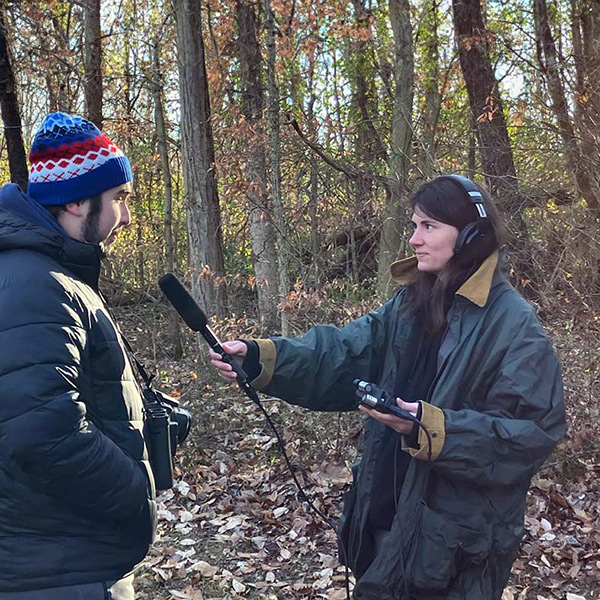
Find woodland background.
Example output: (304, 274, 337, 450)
(0, 0, 598, 598)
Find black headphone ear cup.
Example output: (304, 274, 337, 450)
(454, 223, 480, 254)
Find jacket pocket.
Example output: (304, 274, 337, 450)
(405, 502, 490, 592)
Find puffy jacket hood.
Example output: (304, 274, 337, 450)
(0, 183, 103, 289)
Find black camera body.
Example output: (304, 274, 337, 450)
(143, 387, 192, 491)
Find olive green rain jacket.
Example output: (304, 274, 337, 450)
(250, 252, 565, 600)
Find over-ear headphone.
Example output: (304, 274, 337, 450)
(436, 174, 491, 254)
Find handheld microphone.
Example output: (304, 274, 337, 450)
(158, 273, 248, 384)
(159, 276, 350, 598)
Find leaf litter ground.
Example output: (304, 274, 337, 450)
(115, 302, 599, 600)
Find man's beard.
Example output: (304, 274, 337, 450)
(82, 195, 103, 246)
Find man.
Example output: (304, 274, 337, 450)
(0, 113, 156, 599)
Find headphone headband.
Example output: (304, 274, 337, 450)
(438, 174, 488, 218)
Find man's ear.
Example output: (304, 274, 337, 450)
(61, 200, 87, 217)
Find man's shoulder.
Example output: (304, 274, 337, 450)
(0, 249, 91, 306)
(1, 247, 50, 275)
(0, 252, 101, 340)
(0, 247, 62, 281)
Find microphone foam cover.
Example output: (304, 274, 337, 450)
(158, 273, 208, 332)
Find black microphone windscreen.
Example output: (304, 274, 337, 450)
(158, 273, 208, 332)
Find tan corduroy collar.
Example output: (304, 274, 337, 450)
(389, 250, 499, 308)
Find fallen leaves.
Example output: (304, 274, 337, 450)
(134, 382, 356, 599)
(116, 302, 598, 600)
(191, 561, 218, 577)
(135, 370, 598, 599)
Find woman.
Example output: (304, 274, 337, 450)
(210, 175, 565, 600)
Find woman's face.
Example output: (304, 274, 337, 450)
(409, 207, 459, 274)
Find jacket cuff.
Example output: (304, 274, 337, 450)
(240, 340, 261, 381)
(402, 402, 445, 461)
(249, 339, 277, 390)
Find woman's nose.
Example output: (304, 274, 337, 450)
(409, 229, 421, 246)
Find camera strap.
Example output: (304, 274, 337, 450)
(96, 290, 156, 391)
(120, 332, 156, 390)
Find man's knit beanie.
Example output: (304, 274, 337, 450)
(28, 112, 133, 206)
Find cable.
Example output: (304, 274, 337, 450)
(242, 380, 434, 599)
(156, 272, 353, 597)
(234, 381, 353, 600)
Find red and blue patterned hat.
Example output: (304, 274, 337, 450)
(28, 112, 133, 206)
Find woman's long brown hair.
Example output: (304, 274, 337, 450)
(403, 177, 507, 333)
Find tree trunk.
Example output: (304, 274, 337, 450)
(572, 0, 600, 122)
(264, 0, 290, 336)
(568, 0, 600, 217)
(420, 0, 441, 176)
(152, 40, 175, 275)
(535, 0, 599, 216)
(83, 0, 103, 129)
(236, 0, 279, 334)
(50, 12, 76, 113)
(452, 0, 518, 198)
(136, 221, 145, 287)
(309, 161, 320, 282)
(305, 53, 322, 287)
(0, 8, 27, 192)
(452, 0, 535, 293)
(377, 0, 414, 297)
(350, 0, 388, 166)
(467, 116, 477, 178)
(350, 0, 386, 288)
(152, 37, 183, 357)
(174, 0, 227, 318)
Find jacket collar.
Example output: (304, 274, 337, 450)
(390, 250, 499, 308)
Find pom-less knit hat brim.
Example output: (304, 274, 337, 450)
(28, 112, 133, 206)
(28, 155, 132, 206)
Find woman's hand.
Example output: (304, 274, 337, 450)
(358, 397, 420, 435)
(209, 341, 248, 381)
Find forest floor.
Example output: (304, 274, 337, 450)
(114, 299, 600, 600)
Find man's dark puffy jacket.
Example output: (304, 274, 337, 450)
(0, 184, 156, 591)
(249, 251, 565, 600)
